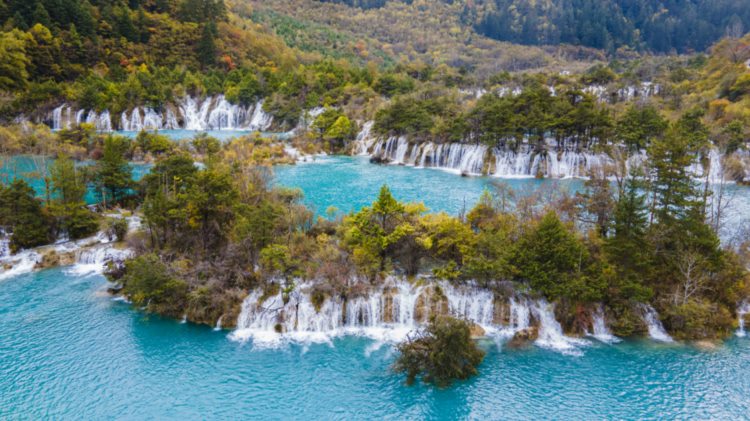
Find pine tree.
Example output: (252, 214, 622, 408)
(197, 22, 216, 68)
(95, 136, 133, 207)
(0, 180, 51, 252)
(50, 155, 99, 239)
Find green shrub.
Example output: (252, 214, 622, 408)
(394, 315, 485, 387)
(120, 254, 188, 317)
(107, 218, 129, 242)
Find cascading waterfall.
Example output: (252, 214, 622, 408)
(737, 301, 749, 338)
(1, 218, 137, 280)
(0, 249, 41, 281)
(354, 121, 375, 155)
(441, 283, 496, 328)
(357, 125, 737, 182)
(0, 234, 8, 259)
(51, 105, 74, 130)
(214, 316, 223, 331)
(47, 96, 273, 132)
(531, 299, 590, 356)
(589, 304, 620, 344)
(639, 304, 674, 342)
(231, 278, 593, 355)
(65, 243, 133, 276)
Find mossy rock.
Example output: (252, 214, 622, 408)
(37, 251, 59, 269)
(507, 327, 538, 348)
(469, 323, 486, 338)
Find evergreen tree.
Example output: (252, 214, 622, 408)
(342, 185, 423, 277)
(197, 23, 217, 68)
(615, 104, 668, 151)
(0, 180, 51, 252)
(95, 136, 133, 207)
(50, 154, 99, 239)
(606, 176, 653, 301)
(0, 29, 30, 91)
(513, 212, 600, 301)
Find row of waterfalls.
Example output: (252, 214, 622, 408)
(49, 96, 274, 132)
(229, 277, 680, 354)
(355, 122, 741, 182)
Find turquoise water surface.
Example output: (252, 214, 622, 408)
(3, 155, 750, 419)
(0, 156, 150, 204)
(274, 156, 584, 216)
(1, 268, 749, 419)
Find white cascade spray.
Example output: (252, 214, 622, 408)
(214, 316, 223, 331)
(737, 301, 749, 338)
(589, 304, 620, 344)
(247, 101, 273, 131)
(65, 243, 133, 276)
(0, 235, 9, 259)
(639, 304, 674, 342)
(0, 249, 41, 281)
(231, 278, 595, 355)
(531, 299, 590, 355)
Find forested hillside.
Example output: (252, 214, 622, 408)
(246, 0, 602, 79)
(308, 0, 749, 54)
(473, 0, 750, 53)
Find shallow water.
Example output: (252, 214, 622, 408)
(0, 268, 749, 419)
(274, 155, 584, 216)
(274, 156, 750, 244)
(0, 156, 150, 204)
(2, 154, 750, 418)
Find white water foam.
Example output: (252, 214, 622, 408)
(355, 124, 735, 182)
(640, 304, 674, 342)
(531, 299, 591, 356)
(0, 250, 41, 281)
(589, 304, 621, 344)
(231, 278, 595, 355)
(737, 301, 749, 338)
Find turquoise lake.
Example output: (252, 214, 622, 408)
(2, 152, 750, 419)
(1, 268, 749, 419)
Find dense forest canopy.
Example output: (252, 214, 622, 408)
(311, 0, 750, 54)
(474, 0, 750, 53)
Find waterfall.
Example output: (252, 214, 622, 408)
(589, 304, 620, 344)
(51, 105, 75, 130)
(368, 138, 488, 175)
(142, 108, 163, 130)
(639, 304, 674, 342)
(509, 297, 531, 330)
(247, 101, 273, 131)
(530, 299, 590, 356)
(48, 96, 277, 131)
(206, 96, 249, 130)
(737, 302, 749, 338)
(165, 108, 180, 129)
(0, 249, 41, 281)
(354, 121, 375, 155)
(65, 243, 133, 276)
(354, 123, 741, 181)
(0, 235, 8, 259)
(180, 96, 213, 130)
(83, 110, 112, 131)
(231, 278, 595, 355)
(441, 283, 496, 327)
(214, 316, 224, 331)
(181, 314, 188, 324)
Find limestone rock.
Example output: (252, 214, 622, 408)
(508, 327, 539, 348)
(469, 323, 486, 338)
